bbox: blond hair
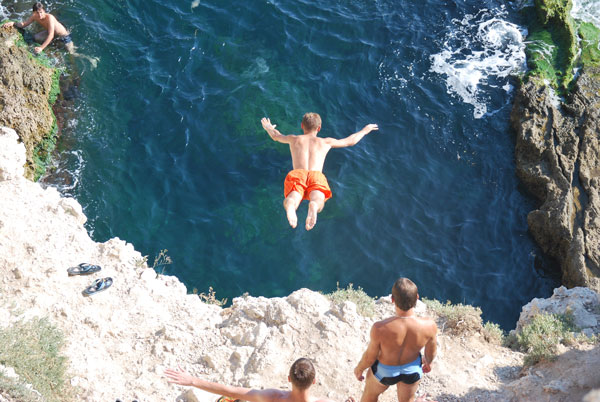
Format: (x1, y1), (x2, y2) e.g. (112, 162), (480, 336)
(301, 113), (321, 132)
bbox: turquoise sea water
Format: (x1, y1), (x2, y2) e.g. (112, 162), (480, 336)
(2, 0), (572, 329)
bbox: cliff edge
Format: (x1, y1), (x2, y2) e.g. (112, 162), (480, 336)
(0, 127), (599, 401)
(0, 25), (60, 181)
(510, 0), (600, 290)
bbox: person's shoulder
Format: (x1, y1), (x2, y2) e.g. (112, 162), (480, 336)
(258, 388), (290, 402)
(416, 316), (438, 332)
(320, 136), (337, 143)
(372, 316), (397, 330)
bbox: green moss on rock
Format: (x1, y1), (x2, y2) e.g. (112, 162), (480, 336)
(0, 26), (61, 180)
(523, 0), (600, 93)
(578, 22), (600, 67)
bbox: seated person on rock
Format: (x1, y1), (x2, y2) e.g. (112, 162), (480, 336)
(164, 357), (337, 402)
(354, 278), (438, 402)
(3, 2), (74, 54)
(261, 113), (378, 231)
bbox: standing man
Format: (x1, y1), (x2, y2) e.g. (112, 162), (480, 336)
(354, 278), (438, 402)
(164, 357), (337, 402)
(261, 114), (378, 230)
(3, 2), (74, 54)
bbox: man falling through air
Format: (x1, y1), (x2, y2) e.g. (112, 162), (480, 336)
(261, 113), (378, 230)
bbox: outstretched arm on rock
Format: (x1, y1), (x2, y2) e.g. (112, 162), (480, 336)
(3, 14), (34, 29)
(164, 367), (282, 402)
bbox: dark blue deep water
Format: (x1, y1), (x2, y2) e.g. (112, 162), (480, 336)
(2, 0), (565, 329)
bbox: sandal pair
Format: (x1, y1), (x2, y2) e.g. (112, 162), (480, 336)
(67, 263), (113, 296)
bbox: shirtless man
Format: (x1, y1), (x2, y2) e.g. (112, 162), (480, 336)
(3, 2), (74, 54)
(354, 278), (438, 402)
(261, 113), (378, 230)
(164, 358), (336, 402)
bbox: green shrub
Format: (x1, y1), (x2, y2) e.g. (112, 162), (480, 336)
(0, 373), (41, 402)
(422, 298), (483, 334)
(325, 283), (375, 317)
(482, 321), (505, 345)
(516, 312), (577, 366)
(0, 318), (73, 402)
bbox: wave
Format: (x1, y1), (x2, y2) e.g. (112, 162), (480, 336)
(430, 7), (526, 119)
(572, 0), (600, 28)
(0, 4), (8, 20)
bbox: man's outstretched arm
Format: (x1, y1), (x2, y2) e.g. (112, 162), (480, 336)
(324, 124), (378, 149)
(261, 117), (293, 144)
(3, 14), (35, 29)
(164, 367), (280, 402)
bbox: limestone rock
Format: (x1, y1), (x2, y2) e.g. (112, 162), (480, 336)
(0, 127), (25, 180)
(0, 26), (56, 180)
(516, 286), (600, 331)
(1, 128), (599, 401)
(511, 67), (600, 291)
(583, 389), (600, 402)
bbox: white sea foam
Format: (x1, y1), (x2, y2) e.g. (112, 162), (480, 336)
(41, 149), (85, 194)
(0, 4), (9, 20)
(242, 57), (269, 78)
(572, 0), (600, 27)
(430, 8), (527, 119)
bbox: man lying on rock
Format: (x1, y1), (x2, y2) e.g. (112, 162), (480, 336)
(165, 357), (337, 402)
(354, 278), (438, 402)
(3, 2), (74, 54)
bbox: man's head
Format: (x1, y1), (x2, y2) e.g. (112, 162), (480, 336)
(32, 2), (45, 18)
(301, 113), (321, 133)
(288, 358), (315, 390)
(391, 277), (418, 311)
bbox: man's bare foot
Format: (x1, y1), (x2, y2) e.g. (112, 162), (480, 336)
(306, 201), (318, 230)
(284, 199), (297, 228)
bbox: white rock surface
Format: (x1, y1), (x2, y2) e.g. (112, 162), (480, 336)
(0, 127), (25, 180)
(516, 286), (600, 330)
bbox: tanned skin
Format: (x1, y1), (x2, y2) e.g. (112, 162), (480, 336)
(354, 297), (438, 402)
(261, 116), (378, 230)
(3, 6), (74, 54)
(164, 366), (337, 402)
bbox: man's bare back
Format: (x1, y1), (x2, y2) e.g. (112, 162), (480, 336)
(355, 278), (438, 402)
(261, 113), (378, 230)
(371, 315), (437, 367)
(287, 134), (332, 172)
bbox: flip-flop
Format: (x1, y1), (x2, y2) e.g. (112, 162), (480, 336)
(67, 263), (102, 276)
(82, 277), (113, 296)
(216, 396), (240, 402)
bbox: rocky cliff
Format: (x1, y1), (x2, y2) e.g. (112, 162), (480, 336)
(0, 5), (599, 400)
(0, 25), (59, 181)
(511, 68), (600, 292)
(510, 0), (600, 291)
(1, 127), (599, 401)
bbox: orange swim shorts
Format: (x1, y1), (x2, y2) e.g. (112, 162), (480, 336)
(284, 169), (332, 201)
